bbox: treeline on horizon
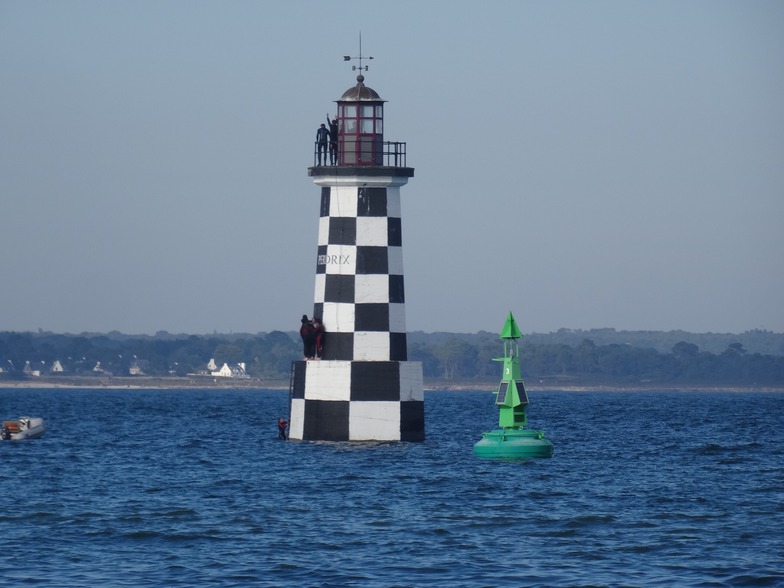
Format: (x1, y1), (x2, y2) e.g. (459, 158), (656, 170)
(1, 329), (783, 386)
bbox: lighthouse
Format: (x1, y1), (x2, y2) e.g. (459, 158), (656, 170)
(287, 63), (424, 442)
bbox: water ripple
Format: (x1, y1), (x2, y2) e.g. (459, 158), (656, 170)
(1, 388), (782, 586)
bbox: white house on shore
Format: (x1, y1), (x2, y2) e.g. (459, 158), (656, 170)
(211, 362), (249, 379)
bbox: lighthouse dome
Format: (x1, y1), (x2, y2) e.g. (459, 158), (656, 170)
(339, 74), (385, 102)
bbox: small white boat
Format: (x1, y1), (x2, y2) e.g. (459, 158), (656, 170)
(1, 417), (46, 441)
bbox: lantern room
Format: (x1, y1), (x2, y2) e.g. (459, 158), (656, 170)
(336, 74), (385, 166)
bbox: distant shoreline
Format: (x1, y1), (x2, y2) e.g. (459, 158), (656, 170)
(0, 376), (781, 393)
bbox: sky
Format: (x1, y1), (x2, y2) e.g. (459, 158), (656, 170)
(1, 0), (782, 336)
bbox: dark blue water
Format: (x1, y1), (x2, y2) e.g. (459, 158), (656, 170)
(1, 388), (782, 587)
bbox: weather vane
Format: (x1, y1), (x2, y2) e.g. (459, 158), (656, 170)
(343, 32), (373, 72)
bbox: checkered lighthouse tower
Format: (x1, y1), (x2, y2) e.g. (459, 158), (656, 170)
(288, 69), (424, 441)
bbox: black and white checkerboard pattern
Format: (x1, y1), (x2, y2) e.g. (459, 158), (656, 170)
(289, 360), (424, 441)
(289, 182), (424, 441)
(313, 185), (407, 361)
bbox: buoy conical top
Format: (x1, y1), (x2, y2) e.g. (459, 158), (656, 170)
(500, 312), (522, 340)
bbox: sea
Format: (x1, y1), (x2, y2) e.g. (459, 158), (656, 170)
(1, 387), (782, 587)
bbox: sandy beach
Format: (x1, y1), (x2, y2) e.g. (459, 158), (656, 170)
(0, 375), (780, 393)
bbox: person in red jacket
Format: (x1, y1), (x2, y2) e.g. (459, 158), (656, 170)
(312, 317), (325, 359)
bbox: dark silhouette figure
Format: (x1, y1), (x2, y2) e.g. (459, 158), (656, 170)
(327, 114), (338, 165)
(278, 417), (288, 440)
(300, 314), (316, 359)
(316, 123), (329, 165)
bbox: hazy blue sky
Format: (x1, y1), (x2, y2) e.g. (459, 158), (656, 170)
(2, 1), (782, 335)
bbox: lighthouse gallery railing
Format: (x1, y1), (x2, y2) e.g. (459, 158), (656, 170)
(312, 141), (407, 168)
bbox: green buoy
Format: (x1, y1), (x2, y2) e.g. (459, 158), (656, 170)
(473, 312), (554, 459)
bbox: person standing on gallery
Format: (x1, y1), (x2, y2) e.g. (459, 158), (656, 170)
(327, 113), (338, 165)
(316, 123), (330, 166)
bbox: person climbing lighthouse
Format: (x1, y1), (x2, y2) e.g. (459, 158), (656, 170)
(299, 315), (316, 359)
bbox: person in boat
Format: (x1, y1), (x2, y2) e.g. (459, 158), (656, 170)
(278, 417), (288, 440)
(312, 317), (325, 359)
(300, 314), (316, 359)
